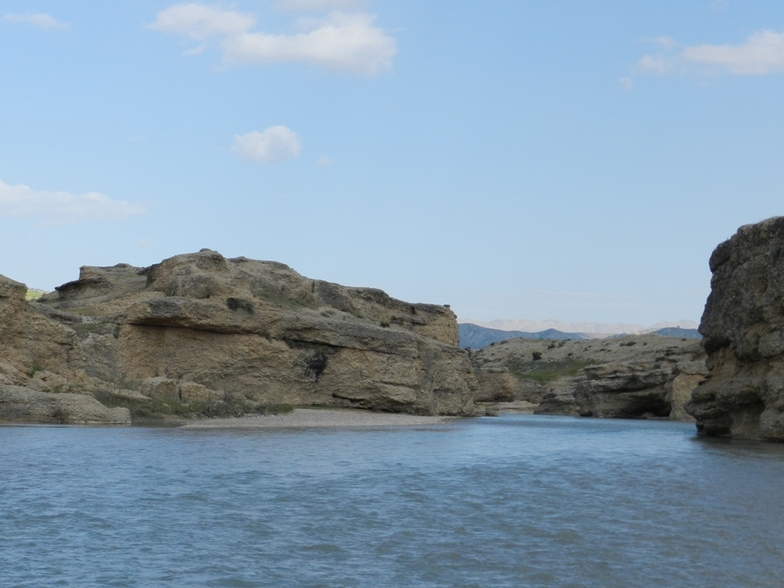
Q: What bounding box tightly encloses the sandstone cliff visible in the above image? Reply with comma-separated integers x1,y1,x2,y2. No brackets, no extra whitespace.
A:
1,250,476,424
686,217,784,440
0,274,131,424
469,334,706,420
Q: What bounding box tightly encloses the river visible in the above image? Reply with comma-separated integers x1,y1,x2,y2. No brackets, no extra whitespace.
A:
2,415,783,587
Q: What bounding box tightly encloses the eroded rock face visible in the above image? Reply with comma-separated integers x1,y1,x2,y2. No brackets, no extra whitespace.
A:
469,334,706,420
0,275,83,376
574,357,707,419
0,276,134,425
686,217,784,440
10,250,475,420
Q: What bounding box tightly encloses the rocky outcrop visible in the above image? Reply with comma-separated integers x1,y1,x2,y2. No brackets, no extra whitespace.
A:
0,274,83,376
0,275,131,425
469,334,706,420
0,385,130,424
574,357,707,419
686,217,784,440
1,250,475,424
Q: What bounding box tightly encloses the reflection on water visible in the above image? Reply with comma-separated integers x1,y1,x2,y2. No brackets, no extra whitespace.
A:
1,415,783,587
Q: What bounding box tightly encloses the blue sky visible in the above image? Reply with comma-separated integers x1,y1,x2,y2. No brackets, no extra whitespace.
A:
1,0,782,325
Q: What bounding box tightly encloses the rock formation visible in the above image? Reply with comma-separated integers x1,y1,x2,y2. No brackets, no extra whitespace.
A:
686,217,784,440
0,274,131,424
469,334,706,420
573,356,707,419
1,250,476,424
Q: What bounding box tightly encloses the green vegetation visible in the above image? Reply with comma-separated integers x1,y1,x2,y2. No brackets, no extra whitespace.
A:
25,289,46,301
506,359,593,383
51,406,68,424
27,361,44,378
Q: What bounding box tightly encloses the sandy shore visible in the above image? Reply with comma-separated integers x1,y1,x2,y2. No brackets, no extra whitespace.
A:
179,408,458,430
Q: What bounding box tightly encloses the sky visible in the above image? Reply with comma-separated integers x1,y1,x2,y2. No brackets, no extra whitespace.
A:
1,0,782,326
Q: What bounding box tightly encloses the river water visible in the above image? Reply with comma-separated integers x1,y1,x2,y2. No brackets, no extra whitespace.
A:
1,415,783,587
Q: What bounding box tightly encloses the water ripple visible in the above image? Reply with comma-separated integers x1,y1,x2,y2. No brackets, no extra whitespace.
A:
1,416,783,587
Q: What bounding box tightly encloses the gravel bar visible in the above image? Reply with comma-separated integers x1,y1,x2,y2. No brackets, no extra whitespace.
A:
179,408,458,429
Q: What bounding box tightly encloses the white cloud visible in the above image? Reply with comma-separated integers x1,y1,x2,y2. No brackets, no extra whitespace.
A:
618,77,633,91
711,0,729,13
277,0,368,11
0,180,145,226
634,54,674,75
650,36,677,50
4,13,69,30
222,12,396,74
681,30,784,75
316,155,333,166
149,3,254,40
151,3,397,75
232,126,302,164
634,30,784,77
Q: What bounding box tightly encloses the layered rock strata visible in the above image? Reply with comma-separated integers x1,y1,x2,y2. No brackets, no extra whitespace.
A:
470,334,706,420
0,275,131,424
1,250,476,424
686,217,784,440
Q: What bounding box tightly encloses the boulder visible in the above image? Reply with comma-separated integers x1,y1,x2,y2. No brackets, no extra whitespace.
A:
535,385,580,416
473,368,517,403
686,217,784,440
0,385,131,425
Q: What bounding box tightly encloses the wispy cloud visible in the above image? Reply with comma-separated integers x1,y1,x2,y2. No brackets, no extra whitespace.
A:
183,44,208,56
232,126,302,164
0,180,145,226
648,36,677,50
4,12,69,30
682,30,784,75
316,155,333,166
150,2,397,75
149,4,254,39
634,54,674,75
634,30,784,76
276,0,368,11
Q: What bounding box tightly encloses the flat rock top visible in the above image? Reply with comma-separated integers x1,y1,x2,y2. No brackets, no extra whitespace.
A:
471,333,703,369
179,408,457,429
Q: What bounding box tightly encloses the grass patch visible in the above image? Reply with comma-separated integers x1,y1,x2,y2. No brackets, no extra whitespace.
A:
506,359,593,383
25,289,47,301
28,361,45,378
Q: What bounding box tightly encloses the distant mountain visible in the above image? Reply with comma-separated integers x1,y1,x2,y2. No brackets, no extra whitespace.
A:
649,327,701,339
458,323,588,349
461,318,699,336
607,327,702,339
458,323,702,349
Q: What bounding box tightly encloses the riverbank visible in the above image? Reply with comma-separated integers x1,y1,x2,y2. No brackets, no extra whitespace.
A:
179,408,458,429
